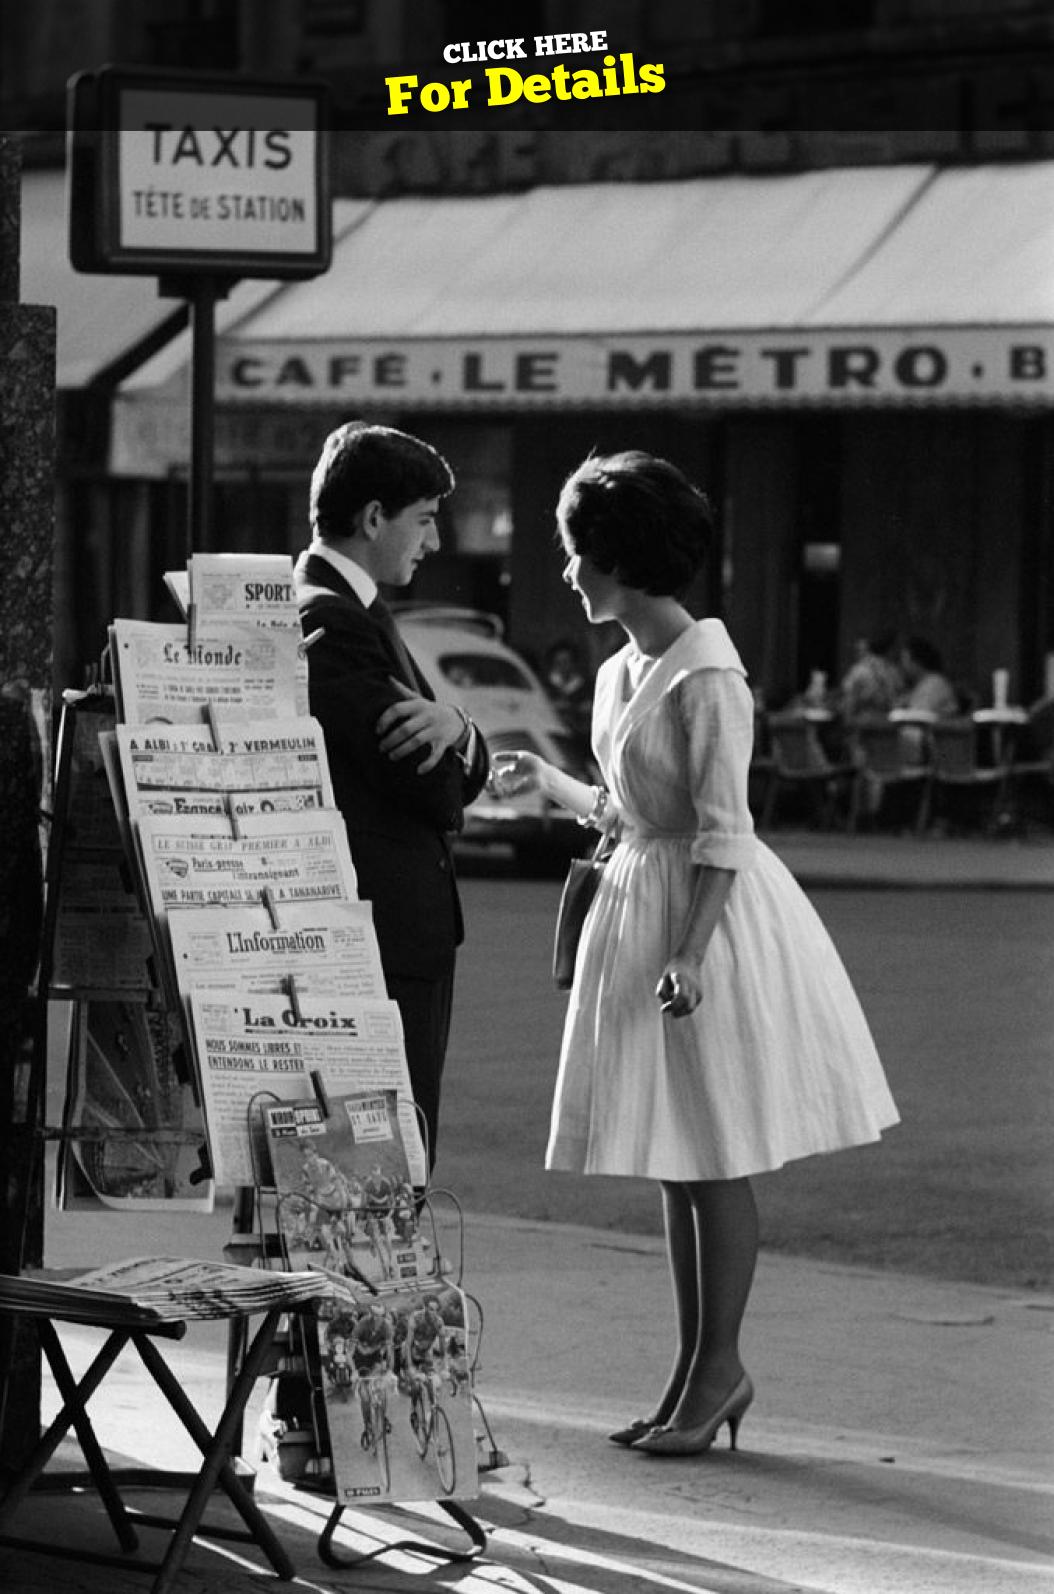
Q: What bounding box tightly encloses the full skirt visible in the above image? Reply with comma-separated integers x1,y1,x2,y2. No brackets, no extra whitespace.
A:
546,836,899,1180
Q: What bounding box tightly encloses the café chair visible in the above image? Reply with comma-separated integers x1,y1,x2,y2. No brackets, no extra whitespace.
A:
846,715,931,833
760,713,856,831
976,703,1054,829
925,717,1010,833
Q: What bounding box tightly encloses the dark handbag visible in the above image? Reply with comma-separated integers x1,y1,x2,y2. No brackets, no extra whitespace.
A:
552,830,616,991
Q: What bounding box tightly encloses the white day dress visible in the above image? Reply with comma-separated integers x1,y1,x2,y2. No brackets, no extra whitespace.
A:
545,619,900,1181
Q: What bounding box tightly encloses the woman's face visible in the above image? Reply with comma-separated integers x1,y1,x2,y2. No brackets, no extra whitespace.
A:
560,529,624,624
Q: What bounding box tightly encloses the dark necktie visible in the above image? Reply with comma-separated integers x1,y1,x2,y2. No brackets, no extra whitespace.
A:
371,596,422,691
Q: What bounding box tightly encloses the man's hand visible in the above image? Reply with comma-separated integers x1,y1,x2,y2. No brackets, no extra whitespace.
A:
376,679,467,774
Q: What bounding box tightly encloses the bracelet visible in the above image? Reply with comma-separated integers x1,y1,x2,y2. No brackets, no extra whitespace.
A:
577,785,609,828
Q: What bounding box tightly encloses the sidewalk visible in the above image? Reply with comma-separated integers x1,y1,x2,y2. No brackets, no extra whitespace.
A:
4,1207,1054,1594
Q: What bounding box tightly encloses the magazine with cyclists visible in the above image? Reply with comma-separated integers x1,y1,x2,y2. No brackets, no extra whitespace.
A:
264,1088,430,1289
314,1277,478,1505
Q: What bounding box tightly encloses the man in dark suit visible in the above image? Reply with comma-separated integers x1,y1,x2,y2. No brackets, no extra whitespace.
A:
294,423,489,1171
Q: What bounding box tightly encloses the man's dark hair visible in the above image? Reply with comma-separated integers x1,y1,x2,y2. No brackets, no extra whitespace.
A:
310,422,455,540
557,450,714,597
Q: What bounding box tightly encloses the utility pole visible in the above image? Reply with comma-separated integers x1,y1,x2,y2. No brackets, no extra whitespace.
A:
0,134,56,1478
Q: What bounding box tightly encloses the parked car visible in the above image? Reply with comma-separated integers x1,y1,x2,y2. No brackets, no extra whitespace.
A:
394,605,594,873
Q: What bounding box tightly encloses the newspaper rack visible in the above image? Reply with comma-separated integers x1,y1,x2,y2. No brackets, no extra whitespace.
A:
14,614,494,1579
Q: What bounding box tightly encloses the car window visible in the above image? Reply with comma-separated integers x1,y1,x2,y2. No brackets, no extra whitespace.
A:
436,651,533,691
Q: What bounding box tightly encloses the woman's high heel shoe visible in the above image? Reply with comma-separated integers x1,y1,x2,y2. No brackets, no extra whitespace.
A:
631,1374,754,1456
608,1415,663,1447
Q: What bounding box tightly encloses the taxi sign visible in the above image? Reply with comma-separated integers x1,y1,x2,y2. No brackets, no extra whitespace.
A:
68,66,332,279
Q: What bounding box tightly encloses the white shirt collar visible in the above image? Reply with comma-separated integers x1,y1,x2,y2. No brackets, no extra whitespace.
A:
309,540,377,608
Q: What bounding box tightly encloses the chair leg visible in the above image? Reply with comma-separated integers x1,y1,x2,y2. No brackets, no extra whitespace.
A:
813,781,830,829
847,773,861,834
133,1310,295,1593
992,768,1014,832
0,1327,137,1552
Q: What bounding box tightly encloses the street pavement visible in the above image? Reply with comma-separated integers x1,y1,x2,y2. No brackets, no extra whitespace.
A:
766,827,1054,890
3,831,1054,1594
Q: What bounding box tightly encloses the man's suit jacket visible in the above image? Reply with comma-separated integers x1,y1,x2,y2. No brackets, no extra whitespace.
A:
294,550,489,980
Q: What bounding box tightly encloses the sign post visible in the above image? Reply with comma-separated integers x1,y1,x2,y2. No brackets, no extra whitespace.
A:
68,66,332,555
186,276,220,558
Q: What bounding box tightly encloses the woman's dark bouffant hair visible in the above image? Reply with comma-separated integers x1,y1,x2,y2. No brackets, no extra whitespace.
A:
556,451,714,596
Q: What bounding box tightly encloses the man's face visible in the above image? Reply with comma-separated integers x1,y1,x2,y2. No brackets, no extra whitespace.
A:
373,497,441,586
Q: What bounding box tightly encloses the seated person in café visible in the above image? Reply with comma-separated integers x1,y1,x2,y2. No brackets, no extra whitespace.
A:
896,635,960,764
897,636,959,717
839,630,903,719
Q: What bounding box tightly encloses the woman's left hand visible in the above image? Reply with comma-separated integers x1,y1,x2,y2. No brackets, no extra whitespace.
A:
656,958,703,1019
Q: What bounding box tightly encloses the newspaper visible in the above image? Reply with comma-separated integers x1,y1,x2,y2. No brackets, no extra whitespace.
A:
137,811,358,915
109,619,309,723
188,553,301,631
186,991,426,1189
315,1278,477,1503
55,999,213,1214
0,1255,341,1323
265,1089,431,1289
134,811,359,1006
167,902,386,1002
50,855,157,997
112,717,335,822
163,568,191,618
49,694,156,997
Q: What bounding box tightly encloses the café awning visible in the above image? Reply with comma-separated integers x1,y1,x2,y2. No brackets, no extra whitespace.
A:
111,160,1054,471
19,167,290,390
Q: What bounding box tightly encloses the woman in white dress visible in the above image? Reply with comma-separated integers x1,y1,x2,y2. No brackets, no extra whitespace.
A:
492,451,899,1457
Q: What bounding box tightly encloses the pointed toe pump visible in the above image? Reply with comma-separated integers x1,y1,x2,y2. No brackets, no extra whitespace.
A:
608,1416,662,1447
632,1374,754,1457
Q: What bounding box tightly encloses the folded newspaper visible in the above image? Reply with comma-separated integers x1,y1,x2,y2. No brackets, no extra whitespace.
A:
165,553,301,632
109,619,309,724
0,1256,344,1325
108,717,336,823
186,990,426,1189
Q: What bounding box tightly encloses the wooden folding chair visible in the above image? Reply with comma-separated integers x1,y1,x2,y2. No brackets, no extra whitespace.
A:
0,1283,299,1594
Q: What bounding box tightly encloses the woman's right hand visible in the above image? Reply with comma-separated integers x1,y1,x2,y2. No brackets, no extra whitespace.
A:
488,749,548,798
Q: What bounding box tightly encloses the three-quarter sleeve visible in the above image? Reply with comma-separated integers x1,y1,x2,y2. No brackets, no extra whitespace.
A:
675,667,757,871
